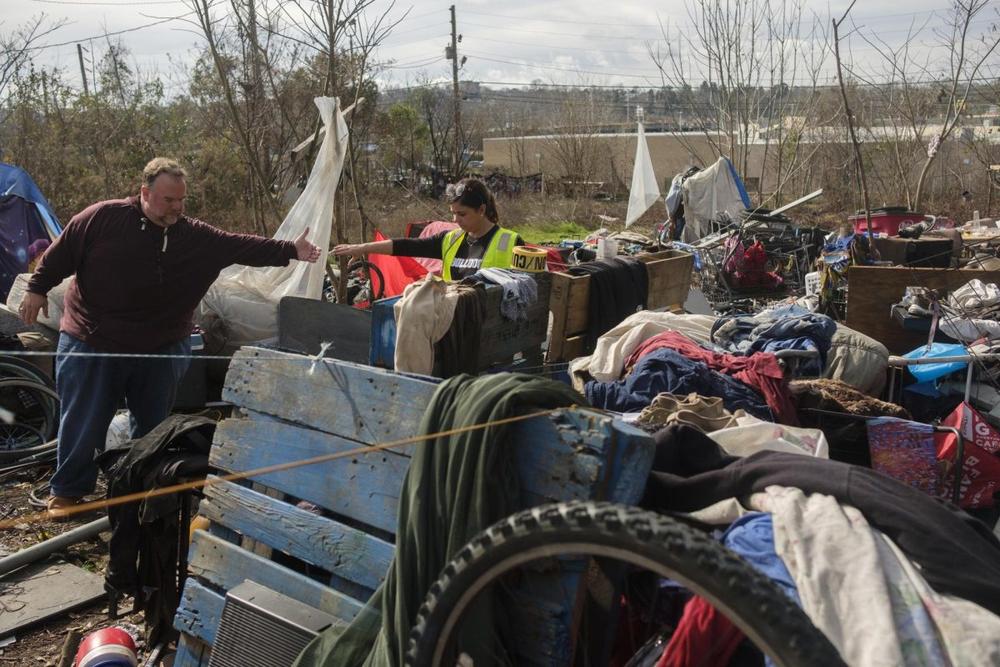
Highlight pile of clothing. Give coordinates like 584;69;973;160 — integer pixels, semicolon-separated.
711;304;837;376
942;279;1000;342
637;425;1000;666
572;308;851;430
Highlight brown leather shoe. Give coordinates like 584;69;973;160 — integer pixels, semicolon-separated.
46;495;83;521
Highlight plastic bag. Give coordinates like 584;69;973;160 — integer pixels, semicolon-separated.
903;342;967;383
199;97;348;345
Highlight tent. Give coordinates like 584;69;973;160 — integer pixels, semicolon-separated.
678;157;750;243
0;163;62;301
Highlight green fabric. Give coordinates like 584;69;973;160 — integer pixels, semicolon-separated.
294;373;585;667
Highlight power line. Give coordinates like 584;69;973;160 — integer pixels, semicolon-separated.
30;0;183;5
25;12;195;52
465;53;664;82
462;6;986;30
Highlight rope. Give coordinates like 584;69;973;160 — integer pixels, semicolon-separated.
0;408;562;531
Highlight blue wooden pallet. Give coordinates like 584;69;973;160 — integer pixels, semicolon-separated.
172;346;655;666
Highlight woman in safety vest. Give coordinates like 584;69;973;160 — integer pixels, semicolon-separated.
332;178;522;281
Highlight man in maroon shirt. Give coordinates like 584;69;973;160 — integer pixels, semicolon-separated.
19;157;321;518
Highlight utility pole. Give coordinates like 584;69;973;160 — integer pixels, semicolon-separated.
77;44;89;96
448;5;462;179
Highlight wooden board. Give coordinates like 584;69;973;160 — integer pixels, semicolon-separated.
186;529;363;622
0;563;105;638
278;297;372;364
211;418;411;534
200;479;393;593
845;266;1000;354
547;250;694;362
475;273;551;369
222;347;436;444
172;634;209;667
174;578;225;645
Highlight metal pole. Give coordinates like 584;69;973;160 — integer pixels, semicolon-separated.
964;362;974;403
888;353;1000;366
450;5;462;179
0;516;110;577
77;44;89;96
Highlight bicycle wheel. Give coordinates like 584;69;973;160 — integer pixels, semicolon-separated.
407;502;843;667
0;378;60;441
0;423;46;452
348;259;386;302
0;355;55;388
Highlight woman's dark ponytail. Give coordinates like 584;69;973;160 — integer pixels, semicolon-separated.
451;177;499;224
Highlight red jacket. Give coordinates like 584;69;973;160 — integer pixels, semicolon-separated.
28;196;296;352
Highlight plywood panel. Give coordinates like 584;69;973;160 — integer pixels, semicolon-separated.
845;266;1000;354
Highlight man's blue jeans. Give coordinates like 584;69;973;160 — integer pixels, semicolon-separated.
50;333;192;498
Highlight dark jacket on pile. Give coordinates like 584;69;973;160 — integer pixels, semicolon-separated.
567;257;648;352
100;414;216;643
642;424;1000;616
586;348;773;420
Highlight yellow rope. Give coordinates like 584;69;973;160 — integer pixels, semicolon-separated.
0;409;560;531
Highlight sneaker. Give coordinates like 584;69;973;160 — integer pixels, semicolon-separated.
46;495;83;522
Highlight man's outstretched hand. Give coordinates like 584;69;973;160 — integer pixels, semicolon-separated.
294;228;322;263
19;292;48;325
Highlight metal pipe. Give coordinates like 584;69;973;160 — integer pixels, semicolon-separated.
888;353;1000;366
0;516;110;577
964;362;975;404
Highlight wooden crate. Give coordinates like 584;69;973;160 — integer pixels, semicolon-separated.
171;347;655;666
369;272;552;373
845;266;1000;354
547;250;695;363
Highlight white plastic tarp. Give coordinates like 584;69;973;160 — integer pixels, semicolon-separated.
680;157;749;243
199;97;348;345
625;121;660;227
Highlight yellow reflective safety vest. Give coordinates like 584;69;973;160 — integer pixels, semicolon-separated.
440;226;517;281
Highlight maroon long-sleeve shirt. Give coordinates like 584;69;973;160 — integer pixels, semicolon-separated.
27;196;297;352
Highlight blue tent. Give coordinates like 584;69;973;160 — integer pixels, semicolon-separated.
0;163;62;301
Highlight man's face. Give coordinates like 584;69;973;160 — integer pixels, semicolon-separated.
141;174;186;227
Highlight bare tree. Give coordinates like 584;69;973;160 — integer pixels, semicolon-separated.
833;0;872;232
0;15;65;101
850;0;1000;210
649;0;831;204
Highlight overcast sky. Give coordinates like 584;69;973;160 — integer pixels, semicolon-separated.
5;0;994;95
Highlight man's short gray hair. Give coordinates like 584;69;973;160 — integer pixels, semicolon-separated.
142;158;187;187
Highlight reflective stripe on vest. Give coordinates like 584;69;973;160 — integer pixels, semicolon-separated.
440;227;517;281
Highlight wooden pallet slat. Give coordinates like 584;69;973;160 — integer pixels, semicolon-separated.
211;418;411;534
174;579;225;646
222;349;436;444
200;479;394;593
187;530;363;623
